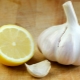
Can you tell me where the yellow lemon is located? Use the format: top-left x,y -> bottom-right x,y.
0,25 -> 34,66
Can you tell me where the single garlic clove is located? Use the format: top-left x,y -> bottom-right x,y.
25,60 -> 51,78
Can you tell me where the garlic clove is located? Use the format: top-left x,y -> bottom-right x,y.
25,60 -> 51,78
38,23 -> 67,51
38,23 -> 67,62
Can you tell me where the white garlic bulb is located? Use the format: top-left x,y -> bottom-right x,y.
37,1 -> 80,65
25,60 -> 51,78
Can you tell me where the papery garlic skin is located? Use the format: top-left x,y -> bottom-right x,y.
25,60 -> 51,78
37,1 -> 80,65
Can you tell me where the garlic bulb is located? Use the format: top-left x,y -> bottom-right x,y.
25,60 -> 51,78
37,1 -> 80,65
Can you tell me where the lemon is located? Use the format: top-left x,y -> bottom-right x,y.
0,25 -> 34,66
